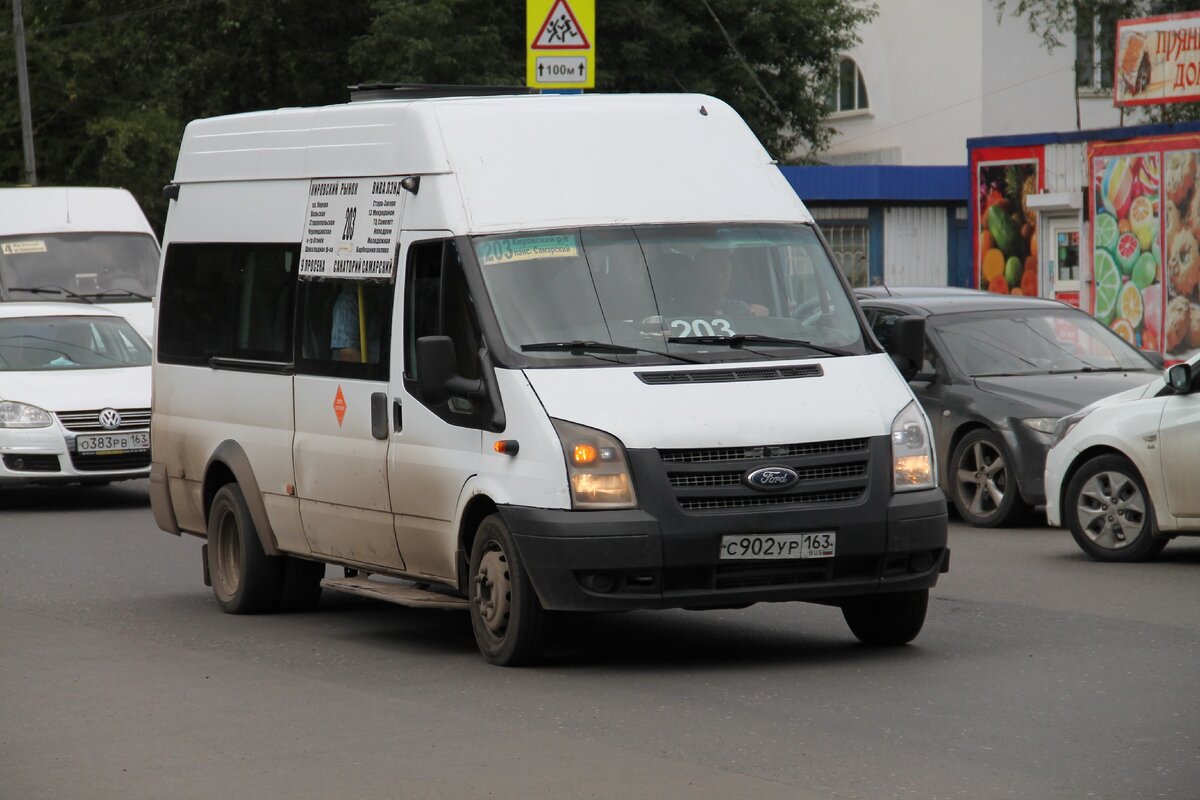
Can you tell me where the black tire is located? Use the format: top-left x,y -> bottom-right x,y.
842,589 -> 929,646
206,484 -> 284,613
949,429 -> 1031,528
468,513 -> 546,666
1064,454 -> 1168,563
278,557 -> 325,612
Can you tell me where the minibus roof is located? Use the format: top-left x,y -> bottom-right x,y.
0,187 -> 156,239
172,92 -> 813,233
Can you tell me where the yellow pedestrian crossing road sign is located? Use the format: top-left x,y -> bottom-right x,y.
527,0 -> 594,89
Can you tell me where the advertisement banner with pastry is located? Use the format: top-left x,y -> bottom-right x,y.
1089,135 -> 1200,364
1114,11 -> 1200,108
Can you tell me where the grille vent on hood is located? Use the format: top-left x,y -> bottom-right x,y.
636,365 -> 823,385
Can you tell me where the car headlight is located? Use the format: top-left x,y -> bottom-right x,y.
551,419 -> 638,509
891,400 -> 935,491
1053,410 -> 1092,444
1021,417 -> 1059,435
0,401 -> 54,428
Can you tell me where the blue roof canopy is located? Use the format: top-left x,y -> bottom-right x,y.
778,165 -> 968,203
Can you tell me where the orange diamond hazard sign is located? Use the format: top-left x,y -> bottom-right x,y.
333,385 -> 347,427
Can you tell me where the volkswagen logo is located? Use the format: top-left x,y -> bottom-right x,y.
744,465 -> 800,492
98,408 -> 122,430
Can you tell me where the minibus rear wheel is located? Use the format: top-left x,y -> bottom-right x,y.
841,588 -> 928,646
469,514 -> 546,666
206,483 -> 284,614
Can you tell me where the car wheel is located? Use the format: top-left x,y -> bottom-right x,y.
842,589 -> 928,646
1064,455 -> 1168,562
278,557 -> 325,611
469,513 -> 546,666
206,484 -> 284,613
950,429 -> 1030,528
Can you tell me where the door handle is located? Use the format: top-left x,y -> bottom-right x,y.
393,398 -> 403,433
370,392 -> 388,440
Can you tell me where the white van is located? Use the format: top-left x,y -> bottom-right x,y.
150,89 -> 948,665
0,187 -> 160,341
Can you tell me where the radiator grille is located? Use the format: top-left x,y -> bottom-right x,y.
658,437 -> 871,515
68,451 -> 151,472
661,438 -> 868,465
678,488 -> 863,512
56,408 -> 151,433
668,462 -> 866,489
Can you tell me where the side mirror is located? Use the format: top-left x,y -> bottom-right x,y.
1167,362 -> 1193,394
416,335 -> 483,404
885,316 -> 925,382
416,336 -> 456,404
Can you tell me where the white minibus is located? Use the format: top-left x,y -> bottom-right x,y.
0,187 -> 159,341
150,88 -> 948,665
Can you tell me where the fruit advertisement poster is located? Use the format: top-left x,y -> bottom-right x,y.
1089,135 -> 1200,362
975,156 -> 1042,297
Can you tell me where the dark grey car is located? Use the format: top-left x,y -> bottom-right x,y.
858,287 -> 1159,527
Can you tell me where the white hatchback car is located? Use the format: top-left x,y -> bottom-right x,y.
1045,353 -> 1200,561
0,302 -> 151,487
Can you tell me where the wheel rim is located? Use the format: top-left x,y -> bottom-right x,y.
1076,470 -> 1147,550
956,439 -> 1008,519
473,543 -> 511,641
214,507 -> 241,596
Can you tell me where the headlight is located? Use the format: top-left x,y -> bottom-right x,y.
892,400 -> 935,491
0,401 -> 53,428
551,419 -> 638,509
1053,410 -> 1091,444
1021,417 -> 1059,435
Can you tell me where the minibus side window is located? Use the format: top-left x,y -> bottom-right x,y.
157,243 -> 297,367
403,240 -> 486,426
294,278 -> 394,381
404,240 -> 481,383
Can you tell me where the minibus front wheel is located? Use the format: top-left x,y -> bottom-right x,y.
469,514 -> 546,666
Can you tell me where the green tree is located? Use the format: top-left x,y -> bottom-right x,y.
351,0 -> 876,159
1,0 -> 873,230
994,0 -> 1200,123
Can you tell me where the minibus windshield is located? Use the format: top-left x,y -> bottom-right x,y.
473,223 -> 866,365
0,232 -> 160,302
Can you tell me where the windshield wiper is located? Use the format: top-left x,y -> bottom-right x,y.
1046,366 -> 1140,374
668,334 -> 850,357
521,340 -> 701,364
7,286 -> 94,304
84,289 -> 152,301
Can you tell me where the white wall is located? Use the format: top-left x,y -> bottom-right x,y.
820,0 -> 983,166
817,0 -> 1125,166
883,206 -> 948,285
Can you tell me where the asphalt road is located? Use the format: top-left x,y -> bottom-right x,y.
2,480 -> 1198,800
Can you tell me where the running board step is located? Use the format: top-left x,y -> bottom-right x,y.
320,576 -> 469,610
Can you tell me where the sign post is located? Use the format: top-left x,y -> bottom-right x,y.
526,0 -> 594,91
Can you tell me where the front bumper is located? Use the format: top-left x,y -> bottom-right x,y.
1003,423 -> 1056,506
502,488 -> 948,612
0,425 -> 150,485
1042,441 -> 1077,528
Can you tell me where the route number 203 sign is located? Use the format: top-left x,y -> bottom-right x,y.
668,318 -> 736,337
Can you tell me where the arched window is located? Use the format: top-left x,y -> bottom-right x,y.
829,57 -> 869,113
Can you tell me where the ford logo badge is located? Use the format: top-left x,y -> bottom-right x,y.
744,466 -> 800,492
